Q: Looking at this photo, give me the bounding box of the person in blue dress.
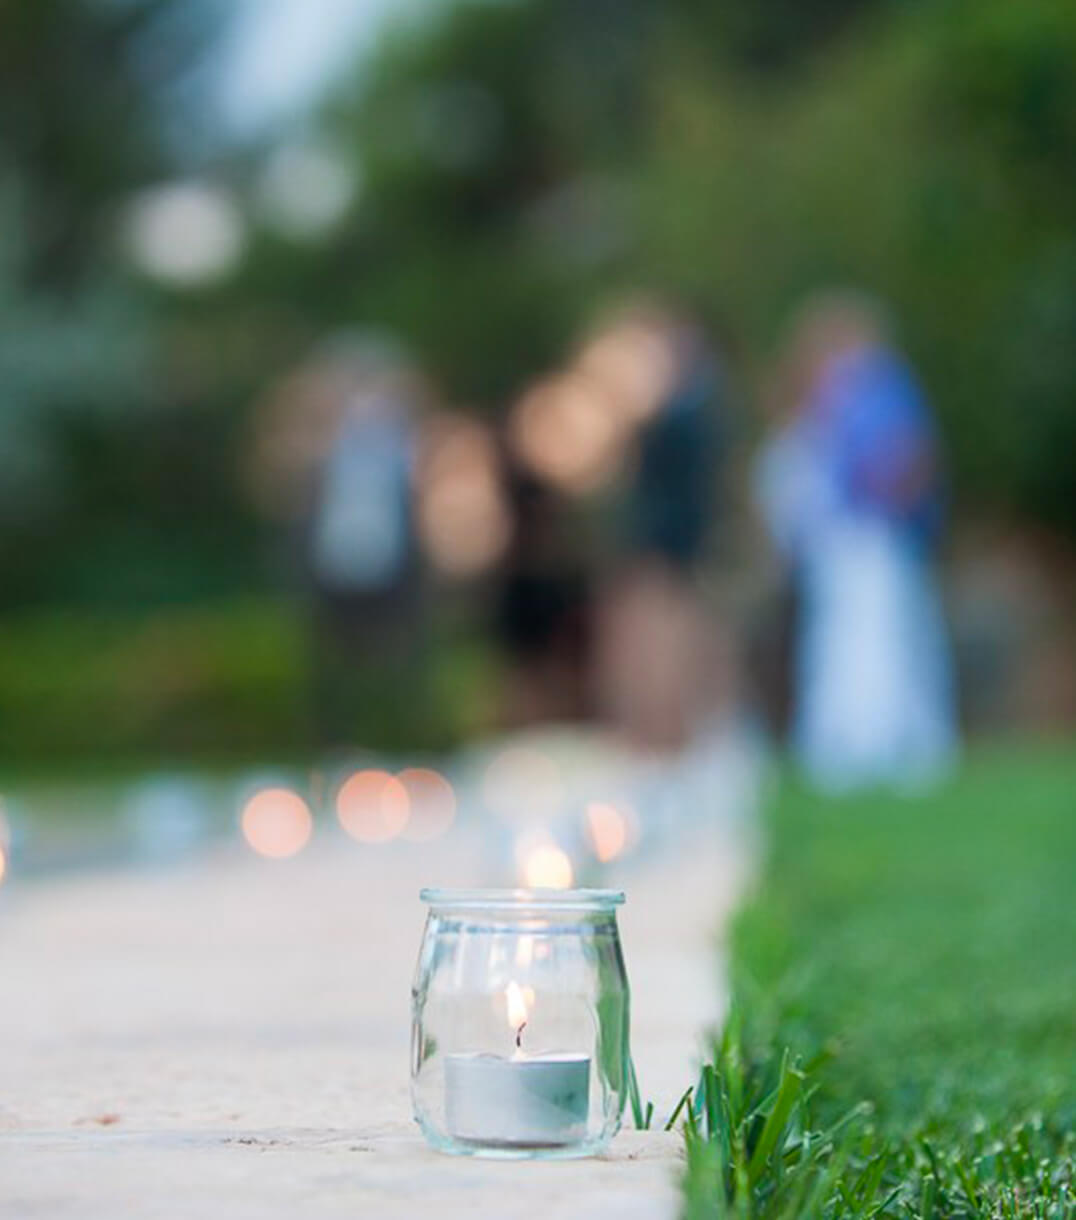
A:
[755,292,958,790]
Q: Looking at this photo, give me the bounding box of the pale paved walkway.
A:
[0,744,755,1219]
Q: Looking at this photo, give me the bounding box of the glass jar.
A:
[411,888,630,1158]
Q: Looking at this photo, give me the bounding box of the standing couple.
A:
[756,293,958,791]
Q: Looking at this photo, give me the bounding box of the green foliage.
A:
[0,0,222,294]
[330,0,1076,533]
[0,0,187,277]
[0,599,499,763]
[0,0,227,611]
[637,0,1076,533]
[327,0,661,404]
[678,747,1076,1217]
[3,0,1075,619]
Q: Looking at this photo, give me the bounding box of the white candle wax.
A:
[445,1051,590,1146]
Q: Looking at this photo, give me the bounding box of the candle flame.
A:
[505,980,529,1031]
[521,842,573,889]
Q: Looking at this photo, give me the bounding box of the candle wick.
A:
[515,1021,527,1050]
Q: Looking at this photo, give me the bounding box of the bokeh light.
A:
[416,415,511,576]
[520,841,574,889]
[240,787,313,859]
[336,769,410,843]
[398,767,456,842]
[256,141,356,240]
[583,800,636,863]
[482,747,563,823]
[508,371,628,495]
[124,181,244,286]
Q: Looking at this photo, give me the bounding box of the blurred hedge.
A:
[0,599,498,764]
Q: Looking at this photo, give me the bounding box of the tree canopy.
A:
[1,0,1074,613]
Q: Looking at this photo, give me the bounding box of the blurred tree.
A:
[671,0,894,73]
[0,0,215,281]
[1,0,1073,756]
[309,0,1076,534]
[3,0,1075,620]
[0,0,240,611]
[314,0,663,403]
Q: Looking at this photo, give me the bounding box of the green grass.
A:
[678,745,1076,1219]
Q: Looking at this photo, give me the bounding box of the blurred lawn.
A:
[0,599,499,769]
[685,746,1076,1216]
[735,747,1076,1127]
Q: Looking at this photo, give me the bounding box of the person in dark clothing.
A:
[494,466,593,726]
[627,327,723,571]
[583,305,729,748]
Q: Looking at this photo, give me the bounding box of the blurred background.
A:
[1,0,1074,877]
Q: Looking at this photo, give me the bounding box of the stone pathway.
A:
[0,735,756,1218]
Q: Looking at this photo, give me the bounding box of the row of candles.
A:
[237,764,637,889]
[239,766,456,860]
[0,748,641,891]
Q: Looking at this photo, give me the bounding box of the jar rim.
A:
[420,887,624,912]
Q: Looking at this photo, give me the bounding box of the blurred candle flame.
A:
[521,842,573,889]
[584,800,633,863]
[240,787,313,859]
[398,767,456,842]
[482,747,562,823]
[336,769,410,843]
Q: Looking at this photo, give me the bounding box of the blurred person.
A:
[246,334,428,745]
[494,463,593,727]
[755,292,957,790]
[585,303,729,750]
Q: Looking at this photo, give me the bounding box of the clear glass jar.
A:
[411,888,630,1158]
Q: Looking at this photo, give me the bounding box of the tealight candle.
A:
[444,982,590,1147]
[412,887,628,1158]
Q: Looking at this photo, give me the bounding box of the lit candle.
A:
[444,982,590,1147]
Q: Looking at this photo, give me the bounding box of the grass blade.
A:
[747,1050,804,1188]
[665,1085,695,1132]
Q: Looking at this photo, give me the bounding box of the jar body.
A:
[411,889,629,1158]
